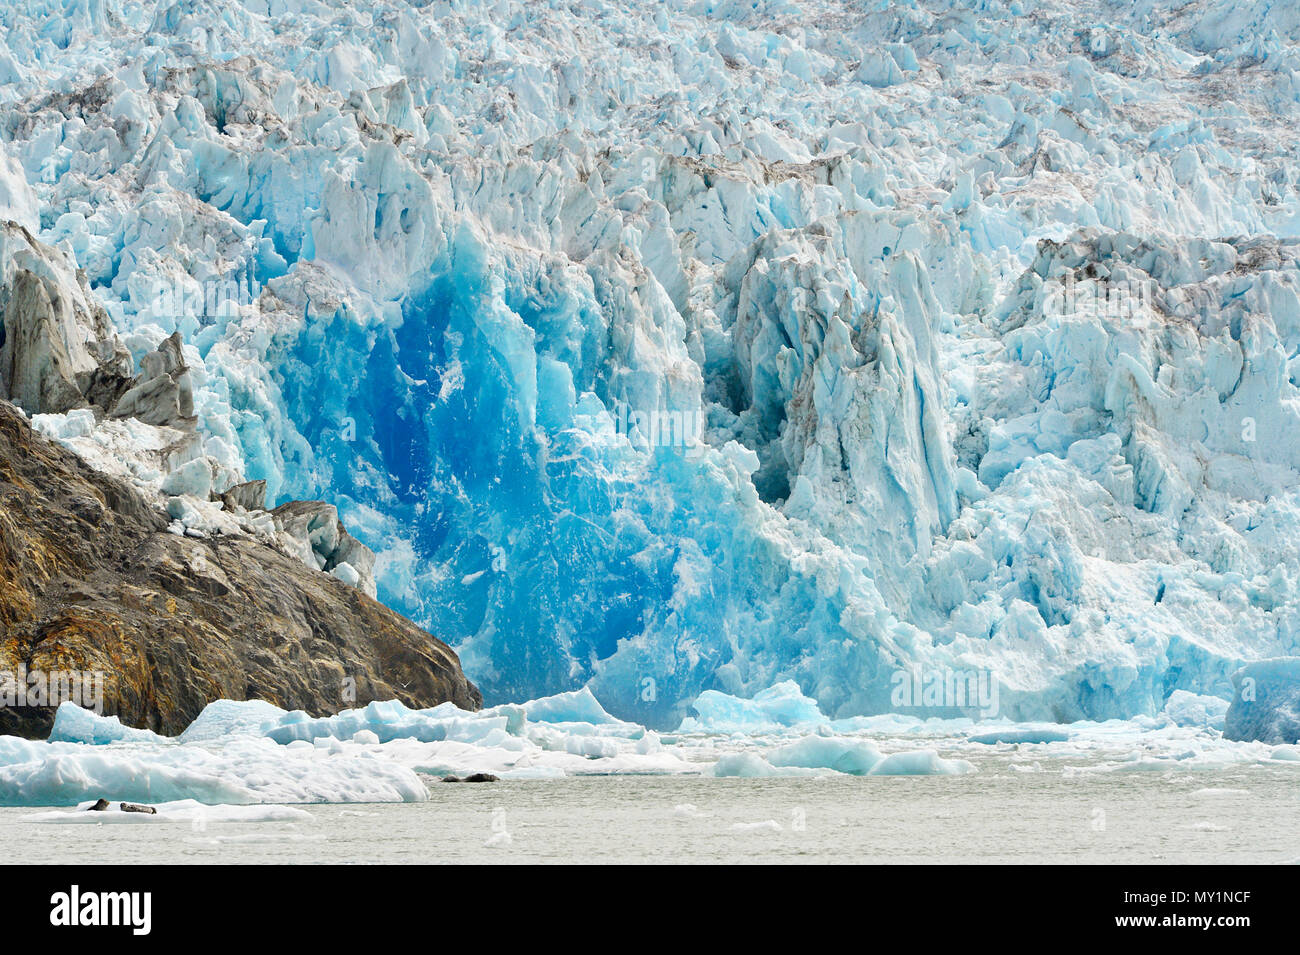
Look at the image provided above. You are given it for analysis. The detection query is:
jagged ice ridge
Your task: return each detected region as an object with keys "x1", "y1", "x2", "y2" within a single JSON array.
[{"x1": 2, "y1": 0, "x2": 1300, "y2": 726}]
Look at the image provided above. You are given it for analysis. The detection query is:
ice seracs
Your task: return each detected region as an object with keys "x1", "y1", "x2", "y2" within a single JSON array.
[{"x1": 1, "y1": 0, "x2": 1299, "y2": 723}]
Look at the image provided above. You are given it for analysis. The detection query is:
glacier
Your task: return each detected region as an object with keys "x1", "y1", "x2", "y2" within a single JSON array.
[{"x1": 2, "y1": 0, "x2": 1300, "y2": 728}]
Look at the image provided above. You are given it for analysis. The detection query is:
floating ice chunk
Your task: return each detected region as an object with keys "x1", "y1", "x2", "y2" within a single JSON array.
[
  {"x1": 709, "y1": 752, "x2": 785, "y2": 777},
  {"x1": 522, "y1": 686, "x2": 621, "y2": 725},
  {"x1": 563, "y1": 735, "x2": 620, "y2": 758},
  {"x1": 178, "y1": 700, "x2": 287, "y2": 743},
  {"x1": 24, "y1": 799, "x2": 313, "y2": 824},
  {"x1": 498, "y1": 766, "x2": 565, "y2": 780},
  {"x1": 966, "y1": 726, "x2": 1072, "y2": 745},
  {"x1": 264, "y1": 699, "x2": 511, "y2": 745},
  {"x1": 1163, "y1": 691, "x2": 1230, "y2": 731},
  {"x1": 765, "y1": 735, "x2": 883, "y2": 775},
  {"x1": 868, "y1": 750, "x2": 976, "y2": 776},
  {"x1": 1224, "y1": 658, "x2": 1300, "y2": 744},
  {"x1": 0, "y1": 738, "x2": 429, "y2": 806},
  {"x1": 0, "y1": 736, "x2": 58, "y2": 767},
  {"x1": 731, "y1": 819, "x2": 782, "y2": 832},
  {"x1": 679, "y1": 682, "x2": 826, "y2": 734},
  {"x1": 478, "y1": 703, "x2": 528, "y2": 735},
  {"x1": 48, "y1": 703, "x2": 167, "y2": 745}
]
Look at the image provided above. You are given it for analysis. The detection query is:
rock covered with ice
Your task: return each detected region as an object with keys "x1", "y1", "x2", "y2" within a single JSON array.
[
  {"x1": 0, "y1": 399, "x2": 480, "y2": 740},
  {"x1": 0, "y1": 220, "x2": 380, "y2": 595},
  {"x1": 1, "y1": 0, "x2": 1299, "y2": 725}
]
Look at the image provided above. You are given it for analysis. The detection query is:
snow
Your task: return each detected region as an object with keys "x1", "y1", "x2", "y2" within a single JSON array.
[{"x1": 0, "y1": 0, "x2": 1298, "y2": 729}]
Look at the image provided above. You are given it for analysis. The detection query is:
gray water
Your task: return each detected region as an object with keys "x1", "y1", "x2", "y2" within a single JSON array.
[{"x1": 4, "y1": 753, "x2": 1298, "y2": 864}]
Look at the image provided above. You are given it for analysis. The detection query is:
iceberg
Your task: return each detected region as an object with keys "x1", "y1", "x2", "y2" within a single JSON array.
[
  {"x1": 868, "y1": 751, "x2": 976, "y2": 777},
  {"x1": 765, "y1": 735, "x2": 884, "y2": 775},
  {"x1": 710, "y1": 752, "x2": 797, "y2": 778},
  {"x1": 678, "y1": 682, "x2": 827, "y2": 734},
  {"x1": 48, "y1": 702, "x2": 168, "y2": 746},
  {"x1": 1163, "y1": 691, "x2": 1231, "y2": 732},
  {"x1": 177, "y1": 700, "x2": 289, "y2": 744},
  {"x1": 0, "y1": 736, "x2": 430, "y2": 807},
  {"x1": 521, "y1": 687, "x2": 623, "y2": 726},
  {"x1": 24, "y1": 800, "x2": 314, "y2": 825},
  {"x1": 966, "y1": 727, "x2": 1072, "y2": 745},
  {"x1": 1224, "y1": 659, "x2": 1300, "y2": 744},
  {"x1": 264, "y1": 699, "x2": 513, "y2": 746}
]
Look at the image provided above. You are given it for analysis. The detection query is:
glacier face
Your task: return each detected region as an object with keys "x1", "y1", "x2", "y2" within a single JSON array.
[{"x1": 2, "y1": 0, "x2": 1300, "y2": 725}]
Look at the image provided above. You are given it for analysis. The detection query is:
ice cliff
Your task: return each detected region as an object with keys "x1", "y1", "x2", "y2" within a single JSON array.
[{"x1": 2, "y1": 0, "x2": 1299, "y2": 726}]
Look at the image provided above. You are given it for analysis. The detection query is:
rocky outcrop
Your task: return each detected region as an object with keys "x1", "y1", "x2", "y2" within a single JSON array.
[
  {"x1": 0, "y1": 398, "x2": 481, "y2": 738},
  {"x1": 0, "y1": 223, "x2": 383, "y2": 597},
  {"x1": 217, "y1": 479, "x2": 267, "y2": 513},
  {"x1": 0, "y1": 222, "x2": 133, "y2": 416},
  {"x1": 0, "y1": 222, "x2": 195, "y2": 430},
  {"x1": 270, "y1": 501, "x2": 378, "y2": 597},
  {"x1": 109, "y1": 331, "x2": 196, "y2": 430}
]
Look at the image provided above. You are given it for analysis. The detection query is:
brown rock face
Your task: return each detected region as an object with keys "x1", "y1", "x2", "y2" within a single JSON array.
[{"x1": 0, "y1": 399, "x2": 480, "y2": 738}]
